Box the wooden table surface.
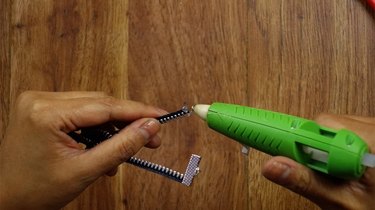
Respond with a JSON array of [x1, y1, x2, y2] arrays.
[[1, 0, 374, 209]]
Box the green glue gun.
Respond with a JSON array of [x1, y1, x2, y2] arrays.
[[192, 102, 375, 180]]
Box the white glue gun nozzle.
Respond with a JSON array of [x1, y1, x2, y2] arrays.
[[362, 153, 375, 168], [192, 104, 210, 120]]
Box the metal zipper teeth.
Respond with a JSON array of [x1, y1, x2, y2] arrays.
[[126, 157, 184, 182], [78, 106, 191, 148], [92, 129, 186, 183], [68, 131, 97, 149], [156, 106, 190, 124]]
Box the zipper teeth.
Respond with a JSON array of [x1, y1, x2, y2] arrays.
[[127, 157, 184, 182], [85, 128, 186, 183], [156, 106, 190, 124], [93, 128, 186, 183], [98, 129, 113, 139]]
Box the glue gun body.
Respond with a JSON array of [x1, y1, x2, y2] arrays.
[[193, 103, 374, 180]]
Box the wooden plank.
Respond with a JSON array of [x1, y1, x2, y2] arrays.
[[0, 0, 11, 140], [127, 0, 249, 209], [247, 1, 329, 209], [9, 1, 128, 209], [248, 0, 374, 209], [2, 0, 373, 209], [331, 0, 375, 116]]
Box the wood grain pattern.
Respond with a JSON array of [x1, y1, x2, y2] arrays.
[[1, 0, 374, 209], [248, 0, 375, 209], [0, 0, 11, 140], [3, 1, 129, 210], [128, 0, 374, 210], [126, 1, 249, 209]]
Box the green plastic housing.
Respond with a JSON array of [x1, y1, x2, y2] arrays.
[[206, 103, 369, 179]]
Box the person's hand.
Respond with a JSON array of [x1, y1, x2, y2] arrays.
[[262, 114, 375, 210], [0, 91, 166, 210]]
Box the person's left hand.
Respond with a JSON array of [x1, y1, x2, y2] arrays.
[[0, 91, 165, 210]]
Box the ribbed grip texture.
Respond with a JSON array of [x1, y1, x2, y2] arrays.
[[207, 103, 307, 157], [224, 118, 283, 155]]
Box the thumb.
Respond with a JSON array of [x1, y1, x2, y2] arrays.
[[261, 156, 346, 208], [77, 118, 161, 179]]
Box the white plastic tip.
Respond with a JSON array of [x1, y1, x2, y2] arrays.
[[362, 153, 375, 168], [192, 104, 210, 120]]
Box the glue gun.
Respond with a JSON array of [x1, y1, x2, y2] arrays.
[[193, 103, 375, 179]]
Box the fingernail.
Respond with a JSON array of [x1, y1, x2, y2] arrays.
[[273, 161, 291, 180], [264, 161, 292, 184], [138, 120, 159, 141]]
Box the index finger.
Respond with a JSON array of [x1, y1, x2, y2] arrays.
[[51, 97, 165, 132], [18, 91, 108, 101]]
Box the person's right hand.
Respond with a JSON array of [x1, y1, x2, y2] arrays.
[[262, 114, 375, 210], [0, 91, 166, 210]]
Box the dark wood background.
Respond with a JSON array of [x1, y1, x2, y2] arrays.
[[1, 1, 374, 209]]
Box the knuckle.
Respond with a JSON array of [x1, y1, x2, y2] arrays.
[[27, 99, 52, 124], [101, 96, 116, 105], [117, 137, 138, 162], [16, 91, 37, 108], [16, 91, 47, 112], [29, 99, 49, 114], [116, 128, 147, 162], [13, 92, 57, 129], [293, 170, 313, 196], [98, 96, 120, 119], [99, 96, 117, 110]]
